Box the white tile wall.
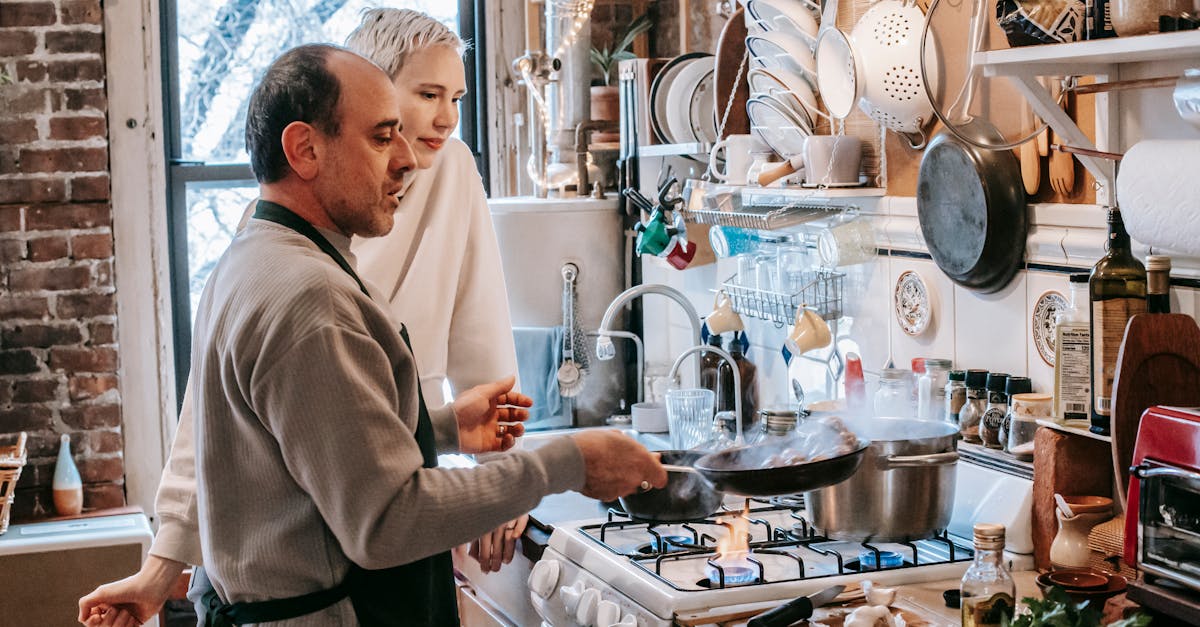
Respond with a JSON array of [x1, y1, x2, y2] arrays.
[[953, 273, 1029, 379]]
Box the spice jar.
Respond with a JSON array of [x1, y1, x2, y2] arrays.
[[945, 370, 967, 425], [1111, 0, 1192, 36], [756, 408, 799, 444], [980, 373, 1009, 449], [998, 376, 1032, 451], [921, 358, 952, 421], [959, 369, 989, 442], [1006, 393, 1051, 461]]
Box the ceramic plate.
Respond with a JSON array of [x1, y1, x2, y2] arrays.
[[665, 58, 712, 144], [689, 68, 719, 144], [747, 94, 811, 158], [894, 270, 931, 336], [650, 53, 710, 144], [1033, 290, 1068, 366], [746, 0, 818, 47], [747, 67, 818, 127], [746, 31, 817, 90]]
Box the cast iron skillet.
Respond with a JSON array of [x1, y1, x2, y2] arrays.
[[691, 440, 870, 497], [619, 450, 724, 522]]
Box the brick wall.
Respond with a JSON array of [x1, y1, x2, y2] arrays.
[[0, 0, 125, 521]]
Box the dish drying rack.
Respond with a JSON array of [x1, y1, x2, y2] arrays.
[[720, 270, 844, 325], [680, 179, 862, 230]]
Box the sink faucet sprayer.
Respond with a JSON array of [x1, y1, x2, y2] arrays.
[[668, 345, 744, 446]]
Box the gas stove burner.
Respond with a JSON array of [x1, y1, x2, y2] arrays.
[[847, 550, 907, 572], [636, 534, 696, 554], [768, 494, 805, 509], [699, 565, 759, 588]]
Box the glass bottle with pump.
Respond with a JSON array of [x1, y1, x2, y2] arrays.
[[1147, 255, 1171, 314], [961, 523, 1016, 627], [1054, 274, 1091, 424], [1089, 208, 1146, 436]]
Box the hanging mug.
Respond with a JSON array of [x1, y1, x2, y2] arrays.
[[706, 291, 744, 334], [707, 134, 769, 185], [635, 209, 671, 257], [785, 307, 832, 355], [664, 237, 697, 269]]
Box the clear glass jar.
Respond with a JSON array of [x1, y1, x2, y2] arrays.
[[959, 370, 989, 442], [944, 370, 967, 425], [874, 368, 915, 418], [961, 523, 1015, 627], [1005, 393, 1050, 460], [757, 408, 799, 444], [920, 358, 952, 421]]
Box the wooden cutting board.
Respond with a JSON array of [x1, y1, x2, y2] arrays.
[[713, 8, 750, 139], [1110, 313, 1200, 510]]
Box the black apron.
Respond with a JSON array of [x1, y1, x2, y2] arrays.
[[198, 200, 458, 626]]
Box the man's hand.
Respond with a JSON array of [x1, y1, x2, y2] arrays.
[[468, 515, 528, 573], [78, 555, 185, 626], [572, 431, 667, 502], [451, 376, 532, 454]]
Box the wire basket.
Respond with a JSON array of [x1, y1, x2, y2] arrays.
[[721, 271, 844, 324], [0, 432, 28, 535]]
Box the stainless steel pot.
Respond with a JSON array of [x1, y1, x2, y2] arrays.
[[804, 418, 959, 541]]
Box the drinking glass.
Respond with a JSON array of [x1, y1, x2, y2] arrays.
[[666, 388, 716, 450]]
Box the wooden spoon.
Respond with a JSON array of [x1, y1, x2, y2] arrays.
[[1048, 90, 1076, 196], [1020, 100, 1041, 196]]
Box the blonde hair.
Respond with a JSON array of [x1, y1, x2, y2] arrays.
[[345, 8, 467, 79]]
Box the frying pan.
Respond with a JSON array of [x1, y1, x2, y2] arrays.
[[915, 0, 1026, 293], [619, 450, 725, 522], [690, 440, 869, 497]]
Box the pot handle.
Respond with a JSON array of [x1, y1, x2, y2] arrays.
[[882, 451, 959, 469]]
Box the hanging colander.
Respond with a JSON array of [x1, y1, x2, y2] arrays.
[[849, 0, 941, 149]]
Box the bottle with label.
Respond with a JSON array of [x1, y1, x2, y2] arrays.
[[1055, 274, 1092, 424], [998, 376, 1031, 449], [1147, 255, 1171, 314], [1089, 208, 1146, 436], [980, 373, 1009, 449], [944, 370, 966, 424], [700, 333, 732, 412], [959, 369, 989, 443], [726, 332, 758, 431], [961, 523, 1016, 627]]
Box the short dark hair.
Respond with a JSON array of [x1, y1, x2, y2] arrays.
[[245, 44, 344, 183]]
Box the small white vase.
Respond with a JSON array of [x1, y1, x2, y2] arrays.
[[1049, 509, 1109, 569], [52, 434, 83, 516]]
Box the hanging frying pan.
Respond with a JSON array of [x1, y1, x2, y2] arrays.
[[915, 0, 1026, 293]]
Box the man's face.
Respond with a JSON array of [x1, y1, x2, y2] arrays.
[[392, 45, 467, 169], [315, 53, 416, 238]]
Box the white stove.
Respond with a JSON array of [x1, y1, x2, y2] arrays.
[[528, 460, 1036, 627]]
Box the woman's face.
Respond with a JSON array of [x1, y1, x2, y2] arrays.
[[392, 45, 467, 169]]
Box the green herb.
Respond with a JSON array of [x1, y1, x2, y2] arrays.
[[1006, 586, 1152, 627], [589, 14, 652, 86]]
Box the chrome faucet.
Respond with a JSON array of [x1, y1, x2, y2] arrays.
[[595, 284, 703, 380], [668, 345, 744, 446]]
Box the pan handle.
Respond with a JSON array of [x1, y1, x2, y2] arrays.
[[882, 451, 959, 469]]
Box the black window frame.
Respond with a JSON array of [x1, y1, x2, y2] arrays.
[[160, 0, 489, 406]]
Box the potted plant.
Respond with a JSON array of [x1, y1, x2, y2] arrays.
[[589, 14, 652, 140]]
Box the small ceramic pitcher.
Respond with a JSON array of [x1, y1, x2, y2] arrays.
[[1049, 510, 1110, 569]]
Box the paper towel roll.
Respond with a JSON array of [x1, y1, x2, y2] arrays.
[[1117, 140, 1200, 256]]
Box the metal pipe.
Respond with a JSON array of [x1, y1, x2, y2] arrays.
[[574, 120, 618, 196], [667, 345, 744, 445], [594, 284, 703, 382]]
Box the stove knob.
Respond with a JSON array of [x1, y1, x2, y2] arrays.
[[575, 587, 601, 626], [596, 600, 621, 626], [560, 582, 584, 616], [528, 559, 561, 599]]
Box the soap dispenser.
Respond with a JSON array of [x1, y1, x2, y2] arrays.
[[52, 433, 83, 516]]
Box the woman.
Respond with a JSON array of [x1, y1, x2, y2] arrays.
[[80, 10, 525, 626]]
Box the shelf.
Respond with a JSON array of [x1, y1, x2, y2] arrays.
[[958, 441, 1034, 480], [680, 178, 883, 230], [637, 142, 712, 158], [975, 31, 1200, 192], [977, 31, 1200, 75], [1036, 418, 1112, 443]]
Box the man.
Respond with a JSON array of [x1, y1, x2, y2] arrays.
[[80, 44, 665, 626]]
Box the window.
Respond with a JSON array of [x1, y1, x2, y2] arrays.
[[161, 0, 485, 401]]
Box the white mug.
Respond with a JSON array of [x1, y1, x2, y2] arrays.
[[708, 134, 769, 185]]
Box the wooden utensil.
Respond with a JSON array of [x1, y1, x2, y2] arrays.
[[713, 7, 751, 139], [1020, 101, 1041, 196], [1110, 313, 1200, 512], [1048, 91, 1076, 196]]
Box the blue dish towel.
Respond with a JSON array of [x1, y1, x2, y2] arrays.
[[513, 326, 567, 429]]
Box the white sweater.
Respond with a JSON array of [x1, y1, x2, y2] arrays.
[[149, 139, 522, 566]]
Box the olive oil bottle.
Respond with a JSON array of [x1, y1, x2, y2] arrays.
[[961, 523, 1015, 627], [1089, 208, 1146, 436]]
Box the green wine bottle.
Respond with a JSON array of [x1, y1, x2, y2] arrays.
[[1089, 207, 1146, 436]]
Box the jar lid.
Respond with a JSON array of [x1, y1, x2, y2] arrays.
[[948, 370, 966, 381], [924, 358, 952, 369], [1147, 255, 1172, 272], [965, 369, 989, 388], [985, 372, 1009, 392], [973, 523, 1006, 550], [1011, 393, 1052, 403], [880, 368, 911, 381], [1005, 376, 1032, 396]]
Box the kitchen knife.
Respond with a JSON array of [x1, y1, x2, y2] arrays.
[[747, 584, 845, 627]]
